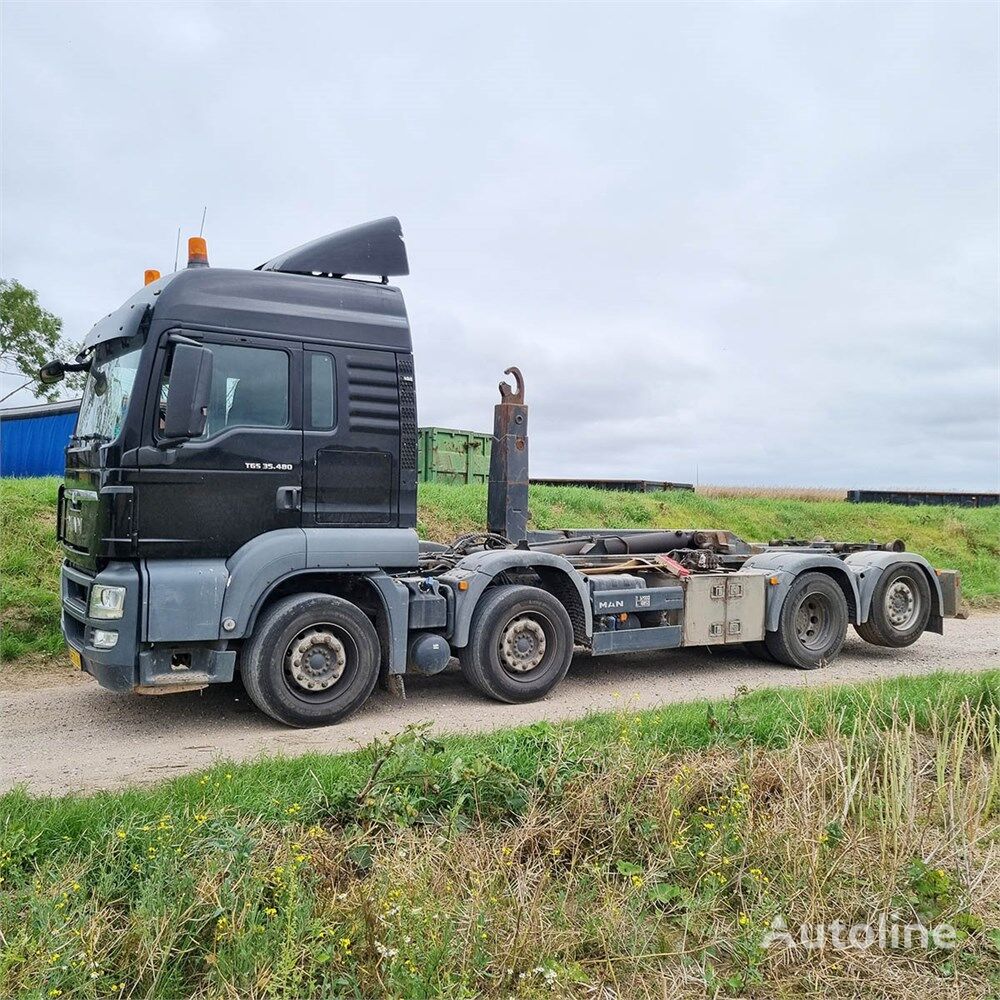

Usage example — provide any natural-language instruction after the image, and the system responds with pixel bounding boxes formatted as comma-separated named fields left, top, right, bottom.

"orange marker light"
left=187, top=236, right=210, bottom=268
left=458, top=580, right=469, bottom=591
left=769, top=576, right=780, bottom=585
left=144, top=269, right=161, bottom=285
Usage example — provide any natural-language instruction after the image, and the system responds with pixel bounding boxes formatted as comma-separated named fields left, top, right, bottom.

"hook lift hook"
left=498, top=366, right=524, bottom=404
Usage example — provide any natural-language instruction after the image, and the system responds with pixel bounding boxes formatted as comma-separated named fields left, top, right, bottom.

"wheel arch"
left=219, top=526, right=418, bottom=635
left=743, top=552, right=863, bottom=631
left=239, top=570, right=409, bottom=675
left=442, top=550, right=593, bottom=648
left=843, top=551, right=945, bottom=634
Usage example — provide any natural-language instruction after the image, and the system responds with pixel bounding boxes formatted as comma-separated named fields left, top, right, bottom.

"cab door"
left=135, top=330, right=302, bottom=560
left=301, top=346, right=400, bottom=527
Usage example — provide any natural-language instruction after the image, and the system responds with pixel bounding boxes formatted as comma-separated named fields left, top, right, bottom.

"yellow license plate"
left=68, top=648, right=82, bottom=670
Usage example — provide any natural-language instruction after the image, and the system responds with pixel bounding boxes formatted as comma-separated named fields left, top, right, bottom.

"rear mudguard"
left=843, top=550, right=946, bottom=634
left=440, top=549, right=593, bottom=647
left=743, top=550, right=944, bottom=634
left=743, top=552, right=862, bottom=633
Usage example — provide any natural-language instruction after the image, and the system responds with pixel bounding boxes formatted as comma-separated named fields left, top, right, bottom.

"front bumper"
left=61, top=561, right=141, bottom=692
left=61, top=559, right=237, bottom=692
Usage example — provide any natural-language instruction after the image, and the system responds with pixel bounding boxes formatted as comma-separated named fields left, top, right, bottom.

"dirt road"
left=3, top=616, right=997, bottom=795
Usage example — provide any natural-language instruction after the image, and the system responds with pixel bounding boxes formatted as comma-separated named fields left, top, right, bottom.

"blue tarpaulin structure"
left=0, top=399, right=80, bottom=477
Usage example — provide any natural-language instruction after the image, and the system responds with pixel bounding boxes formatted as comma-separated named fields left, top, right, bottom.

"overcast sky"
left=2, top=1, right=997, bottom=489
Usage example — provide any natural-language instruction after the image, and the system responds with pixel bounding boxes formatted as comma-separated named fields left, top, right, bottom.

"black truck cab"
left=60, top=220, right=422, bottom=701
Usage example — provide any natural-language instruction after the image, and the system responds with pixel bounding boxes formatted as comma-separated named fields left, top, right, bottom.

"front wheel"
left=765, top=572, right=848, bottom=670
left=459, top=585, right=575, bottom=703
left=241, top=593, right=380, bottom=727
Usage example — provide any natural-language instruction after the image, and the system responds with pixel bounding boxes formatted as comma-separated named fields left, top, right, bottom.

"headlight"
left=89, top=585, right=126, bottom=620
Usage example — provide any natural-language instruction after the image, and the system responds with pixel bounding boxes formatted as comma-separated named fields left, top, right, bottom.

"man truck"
left=41, top=218, right=965, bottom=726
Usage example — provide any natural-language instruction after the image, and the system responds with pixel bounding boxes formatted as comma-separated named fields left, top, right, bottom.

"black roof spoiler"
left=257, top=217, right=409, bottom=279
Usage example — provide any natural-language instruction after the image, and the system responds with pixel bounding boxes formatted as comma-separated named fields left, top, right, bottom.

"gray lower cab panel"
left=143, top=560, right=229, bottom=642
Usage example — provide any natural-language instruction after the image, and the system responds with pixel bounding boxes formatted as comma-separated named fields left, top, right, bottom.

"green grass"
left=1, top=478, right=65, bottom=661
left=3, top=672, right=999, bottom=998
left=2, top=477, right=997, bottom=665
left=418, top=482, right=999, bottom=606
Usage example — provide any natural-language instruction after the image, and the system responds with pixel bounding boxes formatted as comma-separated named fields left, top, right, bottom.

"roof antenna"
left=199, top=206, right=207, bottom=237
left=173, top=227, right=181, bottom=272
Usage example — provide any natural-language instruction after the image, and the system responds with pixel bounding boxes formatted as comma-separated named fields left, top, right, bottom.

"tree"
left=0, top=279, right=83, bottom=402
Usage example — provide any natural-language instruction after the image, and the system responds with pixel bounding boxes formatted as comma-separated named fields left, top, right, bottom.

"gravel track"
left=2, top=616, right=996, bottom=795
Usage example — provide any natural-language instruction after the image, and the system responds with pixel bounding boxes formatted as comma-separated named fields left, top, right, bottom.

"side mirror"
left=163, top=343, right=213, bottom=441
left=38, top=360, right=66, bottom=385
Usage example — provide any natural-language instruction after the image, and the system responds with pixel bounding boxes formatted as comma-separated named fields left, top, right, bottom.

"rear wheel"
left=765, top=572, right=848, bottom=670
left=855, top=564, right=931, bottom=648
left=241, top=593, right=380, bottom=727
left=459, top=585, right=574, bottom=703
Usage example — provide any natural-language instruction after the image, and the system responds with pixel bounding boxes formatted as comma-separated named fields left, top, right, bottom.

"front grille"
left=62, top=563, right=94, bottom=621
left=65, top=576, right=88, bottom=611
left=63, top=612, right=85, bottom=648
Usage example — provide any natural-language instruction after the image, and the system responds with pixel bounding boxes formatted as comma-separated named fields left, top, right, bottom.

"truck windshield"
left=75, top=338, right=144, bottom=441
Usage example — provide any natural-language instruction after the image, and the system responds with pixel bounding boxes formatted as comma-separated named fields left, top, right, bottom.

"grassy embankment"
left=2, top=477, right=998, bottom=665
left=2, top=671, right=999, bottom=998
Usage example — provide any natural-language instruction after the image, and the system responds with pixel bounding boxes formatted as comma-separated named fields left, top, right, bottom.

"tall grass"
left=699, top=485, right=846, bottom=501
left=2, top=672, right=998, bottom=998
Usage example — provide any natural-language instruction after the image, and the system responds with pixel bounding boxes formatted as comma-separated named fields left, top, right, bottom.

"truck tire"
left=458, top=585, right=574, bottom=704
left=764, top=572, right=848, bottom=670
left=854, top=564, right=932, bottom=648
left=241, top=592, right=380, bottom=727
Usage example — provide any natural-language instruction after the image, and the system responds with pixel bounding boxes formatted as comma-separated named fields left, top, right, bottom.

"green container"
left=418, top=427, right=493, bottom=484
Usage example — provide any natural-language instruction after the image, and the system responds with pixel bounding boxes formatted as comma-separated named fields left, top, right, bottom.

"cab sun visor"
left=82, top=295, right=153, bottom=351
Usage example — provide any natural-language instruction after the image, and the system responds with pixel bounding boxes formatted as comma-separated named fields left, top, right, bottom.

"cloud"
left=1, top=1, right=996, bottom=489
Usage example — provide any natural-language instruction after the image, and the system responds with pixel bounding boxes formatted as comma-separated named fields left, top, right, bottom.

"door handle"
left=276, top=486, right=302, bottom=511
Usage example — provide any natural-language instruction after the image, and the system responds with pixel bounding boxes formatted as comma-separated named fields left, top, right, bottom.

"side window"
left=159, top=342, right=290, bottom=439
left=308, top=352, right=337, bottom=430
